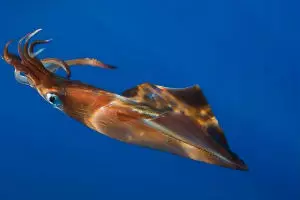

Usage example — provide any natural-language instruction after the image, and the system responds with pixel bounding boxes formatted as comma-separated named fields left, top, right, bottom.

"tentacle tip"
left=25, top=29, right=43, bottom=42
left=31, top=48, right=46, bottom=58
left=5, top=40, right=13, bottom=47
left=33, top=28, right=43, bottom=34
left=106, top=64, right=117, bottom=69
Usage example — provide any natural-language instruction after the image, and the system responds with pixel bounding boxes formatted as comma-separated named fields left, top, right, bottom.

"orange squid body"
left=2, top=29, right=248, bottom=171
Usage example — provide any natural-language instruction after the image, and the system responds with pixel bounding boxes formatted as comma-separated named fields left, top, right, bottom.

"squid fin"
left=144, top=112, right=247, bottom=170
left=122, top=82, right=230, bottom=148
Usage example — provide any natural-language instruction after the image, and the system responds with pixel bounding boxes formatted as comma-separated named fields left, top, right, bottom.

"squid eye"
left=45, top=93, right=63, bottom=109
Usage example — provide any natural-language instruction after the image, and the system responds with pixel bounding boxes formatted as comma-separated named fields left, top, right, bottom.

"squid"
left=2, top=29, right=248, bottom=171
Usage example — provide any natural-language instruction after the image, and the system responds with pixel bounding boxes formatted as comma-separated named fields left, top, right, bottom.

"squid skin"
left=2, top=29, right=248, bottom=171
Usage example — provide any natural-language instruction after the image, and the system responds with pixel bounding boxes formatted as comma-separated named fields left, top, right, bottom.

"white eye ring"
left=45, top=93, right=63, bottom=109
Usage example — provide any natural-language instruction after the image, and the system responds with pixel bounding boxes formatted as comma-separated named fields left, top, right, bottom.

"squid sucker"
left=2, top=29, right=248, bottom=171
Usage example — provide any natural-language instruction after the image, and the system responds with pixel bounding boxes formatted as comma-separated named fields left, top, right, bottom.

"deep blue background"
left=0, top=0, right=299, bottom=199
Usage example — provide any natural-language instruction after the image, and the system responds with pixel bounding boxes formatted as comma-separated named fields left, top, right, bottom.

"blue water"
left=1, top=0, right=299, bottom=199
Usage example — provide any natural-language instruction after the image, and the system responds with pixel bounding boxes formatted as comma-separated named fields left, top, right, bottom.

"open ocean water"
left=0, top=0, right=299, bottom=199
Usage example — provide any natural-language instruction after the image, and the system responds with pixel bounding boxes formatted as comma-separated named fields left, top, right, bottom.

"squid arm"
left=14, top=48, right=116, bottom=86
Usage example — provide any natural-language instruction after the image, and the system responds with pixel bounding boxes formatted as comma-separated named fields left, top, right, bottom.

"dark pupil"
left=49, top=96, right=56, bottom=103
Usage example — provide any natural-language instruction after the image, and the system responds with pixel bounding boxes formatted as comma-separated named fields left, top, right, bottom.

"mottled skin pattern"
left=2, top=29, right=248, bottom=171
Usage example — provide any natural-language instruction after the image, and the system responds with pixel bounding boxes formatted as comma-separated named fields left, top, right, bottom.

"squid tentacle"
left=27, top=39, right=52, bottom=63
left=60, top=58, right=117, bottom=69
left=14, top=46, right=48, bottom=86
left=16, top=29, right=49, bottom=85
left=40, top=58, right=71, bottom=78
left=22, top=29, right=43, bottom=67
left=14, top=48, right=71, bottom=85
left=3, top=40, right=14, bottom=64
left=25, top=34, right=55, bottom=76
left=6, top=39, right=38, bottom=84
left=28, top=40, right=71, bottom=79
left=14, top=69, right=33, bottom=87
left=30, top=48, right=46, bottom=58
left=17, top=32, right=30, bottom=64
left=17, top=30, right=42, bottom=68
left=13, top=28, right=116, bottom=86
left=12, top=30, right=44, bottom=86
left=41, top=58, right=117, bottom=73
left=13, top=31, right=48, bottom=86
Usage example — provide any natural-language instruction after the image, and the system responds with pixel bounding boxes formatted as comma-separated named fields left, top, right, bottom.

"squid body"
left=2, top=29, right=248, bottom=171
